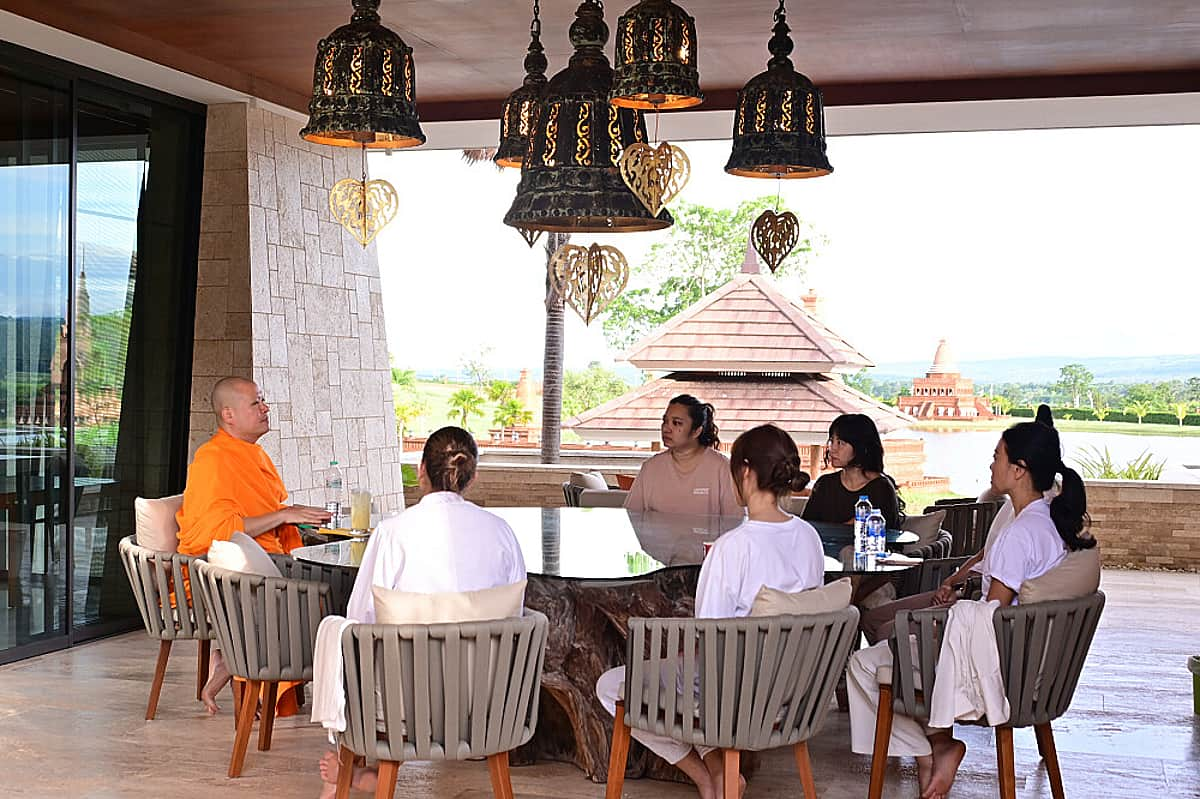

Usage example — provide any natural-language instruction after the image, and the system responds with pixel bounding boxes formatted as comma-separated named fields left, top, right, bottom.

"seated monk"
left=178, top=376, right=330, bottom=713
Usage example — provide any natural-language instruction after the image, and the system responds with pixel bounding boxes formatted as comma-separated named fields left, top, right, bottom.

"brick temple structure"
left=897, top=339, right=997, bottom=420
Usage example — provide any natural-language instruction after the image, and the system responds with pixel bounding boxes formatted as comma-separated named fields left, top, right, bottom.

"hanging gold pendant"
left=549, top=243, right=630, bottom=325
left=619, top=141, right=690, bottom=216
left=328, top=178, right=399, bottom=247
left=517, top=226, right=543, bottom=248
left=751, top=209, right=800, bottom=273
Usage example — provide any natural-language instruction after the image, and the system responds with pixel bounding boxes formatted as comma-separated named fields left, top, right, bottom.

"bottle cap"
left=859, top=495, right=869, bottom=500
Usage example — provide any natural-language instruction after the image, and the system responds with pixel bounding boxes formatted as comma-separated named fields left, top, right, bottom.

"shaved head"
left=211, top=377, right=271, bottom=442
left=211, top=377, right=257, bottom=418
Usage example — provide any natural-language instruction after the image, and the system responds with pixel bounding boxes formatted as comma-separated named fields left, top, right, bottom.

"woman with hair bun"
left=598, top=424, right=824, bottom=799
left=624, top=394, right=740, bottom=516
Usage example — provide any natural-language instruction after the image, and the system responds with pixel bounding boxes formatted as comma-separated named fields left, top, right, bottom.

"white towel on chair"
left=311, top=614, right=356, bottom=743
left=929, top=599, right=1010, bottom=729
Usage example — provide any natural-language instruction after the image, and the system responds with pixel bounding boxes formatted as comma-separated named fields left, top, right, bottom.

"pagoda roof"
left=622, top=274, right=872, bottom=374
left=565, top=373, right=915, bottom=446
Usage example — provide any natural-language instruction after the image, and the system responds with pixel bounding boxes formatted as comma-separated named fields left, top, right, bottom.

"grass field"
left=394, top=380, right=542, bottom=439
left=914, top=418, right=1200, bottom=437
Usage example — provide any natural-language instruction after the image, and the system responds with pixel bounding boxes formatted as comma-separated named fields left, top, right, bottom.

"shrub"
left=1075, top=446, right=1165, bottom=480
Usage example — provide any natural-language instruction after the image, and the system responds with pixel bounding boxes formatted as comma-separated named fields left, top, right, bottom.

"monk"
left=178, top=376, right=329, bottom=713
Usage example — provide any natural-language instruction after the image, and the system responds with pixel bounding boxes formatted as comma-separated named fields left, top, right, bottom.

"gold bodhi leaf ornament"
left=619, top=141, right=690, bottom=217
left=751, top=209, right=800, bottom=273
left=549, top=243, right=630, bottom=325
left=329, top=178, right=399, bottom=247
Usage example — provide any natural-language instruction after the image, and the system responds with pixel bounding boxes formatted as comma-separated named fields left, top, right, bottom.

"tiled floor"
left=0, top=569, right=1197, bottom=798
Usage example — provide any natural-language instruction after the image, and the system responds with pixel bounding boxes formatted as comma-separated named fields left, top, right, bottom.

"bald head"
left=211, top=377, right=270, bottom=442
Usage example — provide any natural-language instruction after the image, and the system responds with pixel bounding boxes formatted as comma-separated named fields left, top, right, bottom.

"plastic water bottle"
left=853, top=495, right=872, bottom=556
left=866, top=509, right=887, bottom=556
left=324, top=460, right=344, bottom=525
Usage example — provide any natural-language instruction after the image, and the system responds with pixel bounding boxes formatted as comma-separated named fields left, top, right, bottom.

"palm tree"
left=1124, top=400, right=1152, bottom=424
left=1173, top=401, right=1190, bottom=427
left=493, top=398, right=534, bottom=429
left=447, top=388, right=485, bottom=428
left=991, top=395, right=1013, bottom=416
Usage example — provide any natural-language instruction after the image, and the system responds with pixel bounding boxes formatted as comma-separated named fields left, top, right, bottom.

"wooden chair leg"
left=196, top=639, right=210, bottom=701
left=334, top=745, right=356, bottom=799
left=231, top=678, right=245, bottom=732
left=867, top=683, right=894, bottom=799
left=374, top=760, right=400, bottom=799
left=995, top=726, right=1016, bottom=799
left=605, top=701, right=632, bottom=799
left=258, top=681, right=279, bottom=751
left=722, top=749, right=741, bottom=799
left=228, top=679, right=260, bottom=778
left=1035, top=723, right=1065, bottom=799
left=793, top=740, right=818, bottom=798
left=487, top=752, right=515, bottom=799
left=146, top=640, right=172, bottom=720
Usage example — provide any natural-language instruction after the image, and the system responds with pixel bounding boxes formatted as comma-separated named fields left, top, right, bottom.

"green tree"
left=493, top=398, right=534, bottom=429
left=487, top=379, right=516, bottom=403
left=991, top=395, right=1013, bottom=415
left=1124, top=400, right=1152, bottom=424
left=601, top=197, right=823, bottom=350
left=1185, top=377, right=1200, bottom=404
left=393, top=394, right=428, bottom=439
left=459, top=346, right=493, bottom=387
left=1174, top=401, right=1190, bottom=427
left=391, top=367, right=416, bottom=387
left=447, top=388, right=485, bottom=428
left=1124, top=383, right=1156, bottom=406
left=1055, top=363, right=1094, bottom=408
left=562, top=363, right=631, bottom=417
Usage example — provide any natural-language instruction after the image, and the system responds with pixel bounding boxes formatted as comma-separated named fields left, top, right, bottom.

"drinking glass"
left=350, top=489, right=372, bottom=532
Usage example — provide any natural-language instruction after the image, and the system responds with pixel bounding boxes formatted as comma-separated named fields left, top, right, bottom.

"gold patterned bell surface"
left=750, top=209, right=799, bottom=273
left=549, top=242, right=630, bottom=325
left=329, top=177, right=399, bottom=246
left=619, top=141, right=690, bottom=216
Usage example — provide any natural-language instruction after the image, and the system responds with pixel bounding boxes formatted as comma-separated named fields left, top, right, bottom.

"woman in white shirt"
left=321, top=426, right=526, bottom=794
left=598, top=424, right=823, bottom=799
left=847, top=416, right=1095, bottom=799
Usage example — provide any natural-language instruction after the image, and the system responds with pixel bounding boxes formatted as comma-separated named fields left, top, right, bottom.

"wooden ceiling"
left=3, top=0, right=1198, bottom=120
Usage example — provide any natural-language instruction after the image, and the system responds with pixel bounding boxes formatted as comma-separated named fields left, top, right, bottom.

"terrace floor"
left=1, top=569, right=1197, bottom=798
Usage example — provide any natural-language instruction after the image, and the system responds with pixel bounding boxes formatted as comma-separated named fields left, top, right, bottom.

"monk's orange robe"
left=176, top=428, right=302, bottom=556
left=177, top=428, right=304, bottom=716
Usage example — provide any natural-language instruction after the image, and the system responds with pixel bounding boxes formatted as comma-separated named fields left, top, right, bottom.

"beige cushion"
left=206, top=532, right=283, bottom=578
left=750, top=577, right=852, bottom=617
left=901, top=510, right=946, bottom=547
left=1019, top=547, right=1101, bottom=604
left=783, top=495, right=808, bottom=516
left=569, top=471, right=608, bottom=491
left=372, top=580, right=527, bottom=625
left=579, top=488, right=629, bottom=508
left=134, top=494, right=183, bottom=553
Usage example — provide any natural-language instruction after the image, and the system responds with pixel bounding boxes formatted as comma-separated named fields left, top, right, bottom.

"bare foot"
left=318, top=751, right=380, bottom=795
left=921, top=735, right=966, bottom=799
left=916, top=754, right=933, bottom=797
left=701, top=751, right=746, bottom=799
left=200, top=653, right=231, bottom=714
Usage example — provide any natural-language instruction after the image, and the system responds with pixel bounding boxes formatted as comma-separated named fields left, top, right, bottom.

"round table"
left=293, top=507, right=919, bottom=782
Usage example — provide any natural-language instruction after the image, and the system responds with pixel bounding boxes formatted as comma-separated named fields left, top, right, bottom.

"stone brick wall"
left=1087, top=480, right=1200, bottom=571
left=191, top=102, right=403, bottom=513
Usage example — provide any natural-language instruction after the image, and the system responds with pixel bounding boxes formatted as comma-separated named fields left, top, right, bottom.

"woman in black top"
left=801, top=414, right=902, bottom=529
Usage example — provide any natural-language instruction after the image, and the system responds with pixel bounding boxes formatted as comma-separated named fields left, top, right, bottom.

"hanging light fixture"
left=504, top=0, right=672, bottom=234
left=610, top=0, right=702, bottom=110
left=495, top=0, right=549, bottom=169
left=300, top=0, right=425, bottom=149
left=725, top=0, right=832, bottom=178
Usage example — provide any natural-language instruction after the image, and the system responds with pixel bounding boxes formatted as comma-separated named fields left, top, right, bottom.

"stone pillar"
left=190, top=102, right=403, bottom=513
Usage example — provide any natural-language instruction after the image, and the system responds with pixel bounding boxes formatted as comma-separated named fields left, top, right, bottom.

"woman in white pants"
left=596, top=424, right=824, bottom=799
left=848, top=416, right=1096, bottom=799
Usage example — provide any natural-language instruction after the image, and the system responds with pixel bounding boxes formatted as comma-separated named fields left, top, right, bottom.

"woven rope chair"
left=193, top=559, right=333, bottom=777
left=925, top=500, right=1002, bottom=557
left=868, top=592, right=1106, bottom=799
left=118, top=535, right=214, bottom=719
left=332, top=611, right=548, bottom=799
left=606, top=608, right=860, bottom=799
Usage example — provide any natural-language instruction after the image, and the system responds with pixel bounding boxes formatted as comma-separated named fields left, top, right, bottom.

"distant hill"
left=870, top=354, right=1200, bottom=384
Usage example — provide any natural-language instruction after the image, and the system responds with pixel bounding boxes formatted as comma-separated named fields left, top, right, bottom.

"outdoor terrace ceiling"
left=2, top=0, right=1198, bottom=121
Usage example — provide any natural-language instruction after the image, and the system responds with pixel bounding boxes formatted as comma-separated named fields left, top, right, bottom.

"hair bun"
left=1035, top=404, right=1055, bottom=428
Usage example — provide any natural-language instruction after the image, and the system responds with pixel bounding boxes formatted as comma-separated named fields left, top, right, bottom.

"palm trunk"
left=540, top=232, right=568, bottom=464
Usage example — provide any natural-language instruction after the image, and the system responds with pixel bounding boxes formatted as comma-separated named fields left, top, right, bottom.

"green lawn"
left=914, top=418, right=1200, bottom=437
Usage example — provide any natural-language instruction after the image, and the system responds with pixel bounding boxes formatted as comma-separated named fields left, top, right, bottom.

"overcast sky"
left=371, top=124, right=1199, bottom=374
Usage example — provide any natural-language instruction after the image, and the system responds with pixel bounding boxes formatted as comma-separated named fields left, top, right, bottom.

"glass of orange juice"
left=350, top=489, right=371, bottom=533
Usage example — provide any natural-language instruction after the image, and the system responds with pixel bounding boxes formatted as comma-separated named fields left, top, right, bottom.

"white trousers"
left=595, top=666, right=713, bottom=765
left=847, top=641, right=933, bottom=757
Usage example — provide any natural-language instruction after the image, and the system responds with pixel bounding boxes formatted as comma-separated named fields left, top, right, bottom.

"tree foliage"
left=447, top=388, right=485, bottom=427
left=562, top=363, right=631, bottom=418
left=459, top=347, right=493, bottom=387
left=1055, top=364, right=1094, bottom=408
left=493, top=398, right=534, bottom=429
left=391, top=368, right=416, bottom=387
left=393, top=394, right=428, bottom=438
left=487, top=379, right=516, bottom=402
left=601, top=197, right=824, bottom=350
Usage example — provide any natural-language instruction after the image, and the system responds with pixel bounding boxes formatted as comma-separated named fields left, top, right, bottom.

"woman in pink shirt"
left=623, top=395, right=741, bottom=517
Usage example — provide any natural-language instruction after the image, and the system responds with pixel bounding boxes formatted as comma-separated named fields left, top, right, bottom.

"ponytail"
left=1050, top=464, right=1095, bottom=551
left=1001, top=420, right=1095, bottom=551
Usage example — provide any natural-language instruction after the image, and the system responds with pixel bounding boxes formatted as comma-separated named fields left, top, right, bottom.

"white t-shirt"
left=694, top=516, right=825, bottom=619
left=345, top=491, right=527, bottom=623
left=978, top=498, right=1066, bottom=601
left=971, top=487, right=1059, bottom=574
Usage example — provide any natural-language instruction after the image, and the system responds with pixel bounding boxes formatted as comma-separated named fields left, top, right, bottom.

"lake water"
left=908, top=429, right=1200, bottom=495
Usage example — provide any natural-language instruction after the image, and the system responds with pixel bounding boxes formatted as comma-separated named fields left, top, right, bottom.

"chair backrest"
left=338, top=611, right=548, bottom=763
left=579, top=488, right=629, bottom=508
left=903, top=529, right=952, bottom=561
left=900, top=555, right=972, bottom=597
left=269, top=553, right=356, bottom=616
left=193, top=559, right=331, bottom=682
left=924, top=500, right=1002, bottom=557
left=890, top=591, right=1105, bottom=728
left=623, top=608, right=860, bottom=751
left=118, top=535, right=213, bottom=641
left=562, top=482, right=584, bottom=507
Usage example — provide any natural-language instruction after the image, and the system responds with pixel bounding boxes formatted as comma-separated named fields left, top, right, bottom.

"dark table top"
left=292, top=507, right=921, bottom=580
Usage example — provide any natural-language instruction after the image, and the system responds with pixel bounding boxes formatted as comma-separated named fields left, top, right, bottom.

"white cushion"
left=206, top=532, right=283, bottom=578
left=579, top=488, right=629, bottom=508
left=372, top=580, right=527, bottom=625
left=569, top=471, right=608, bottom=491
left=750, top=577, right=852, bottom=617
left=134, top=494, right=183, bottom=553
left=1019, top=547, right=1101, bottom=604
left=901, top=510, right=946, bottom=548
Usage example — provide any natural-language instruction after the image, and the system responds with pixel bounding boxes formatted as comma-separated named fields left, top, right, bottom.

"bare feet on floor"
left=200, top=652, right=231, bottom=714
left=916, top=753, right=933, bottom=797
left=318, top=750, right=379, bottom=796
left=701, top=750, right=746, bottom=799
left=921, top=734, right=966, bottom=799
